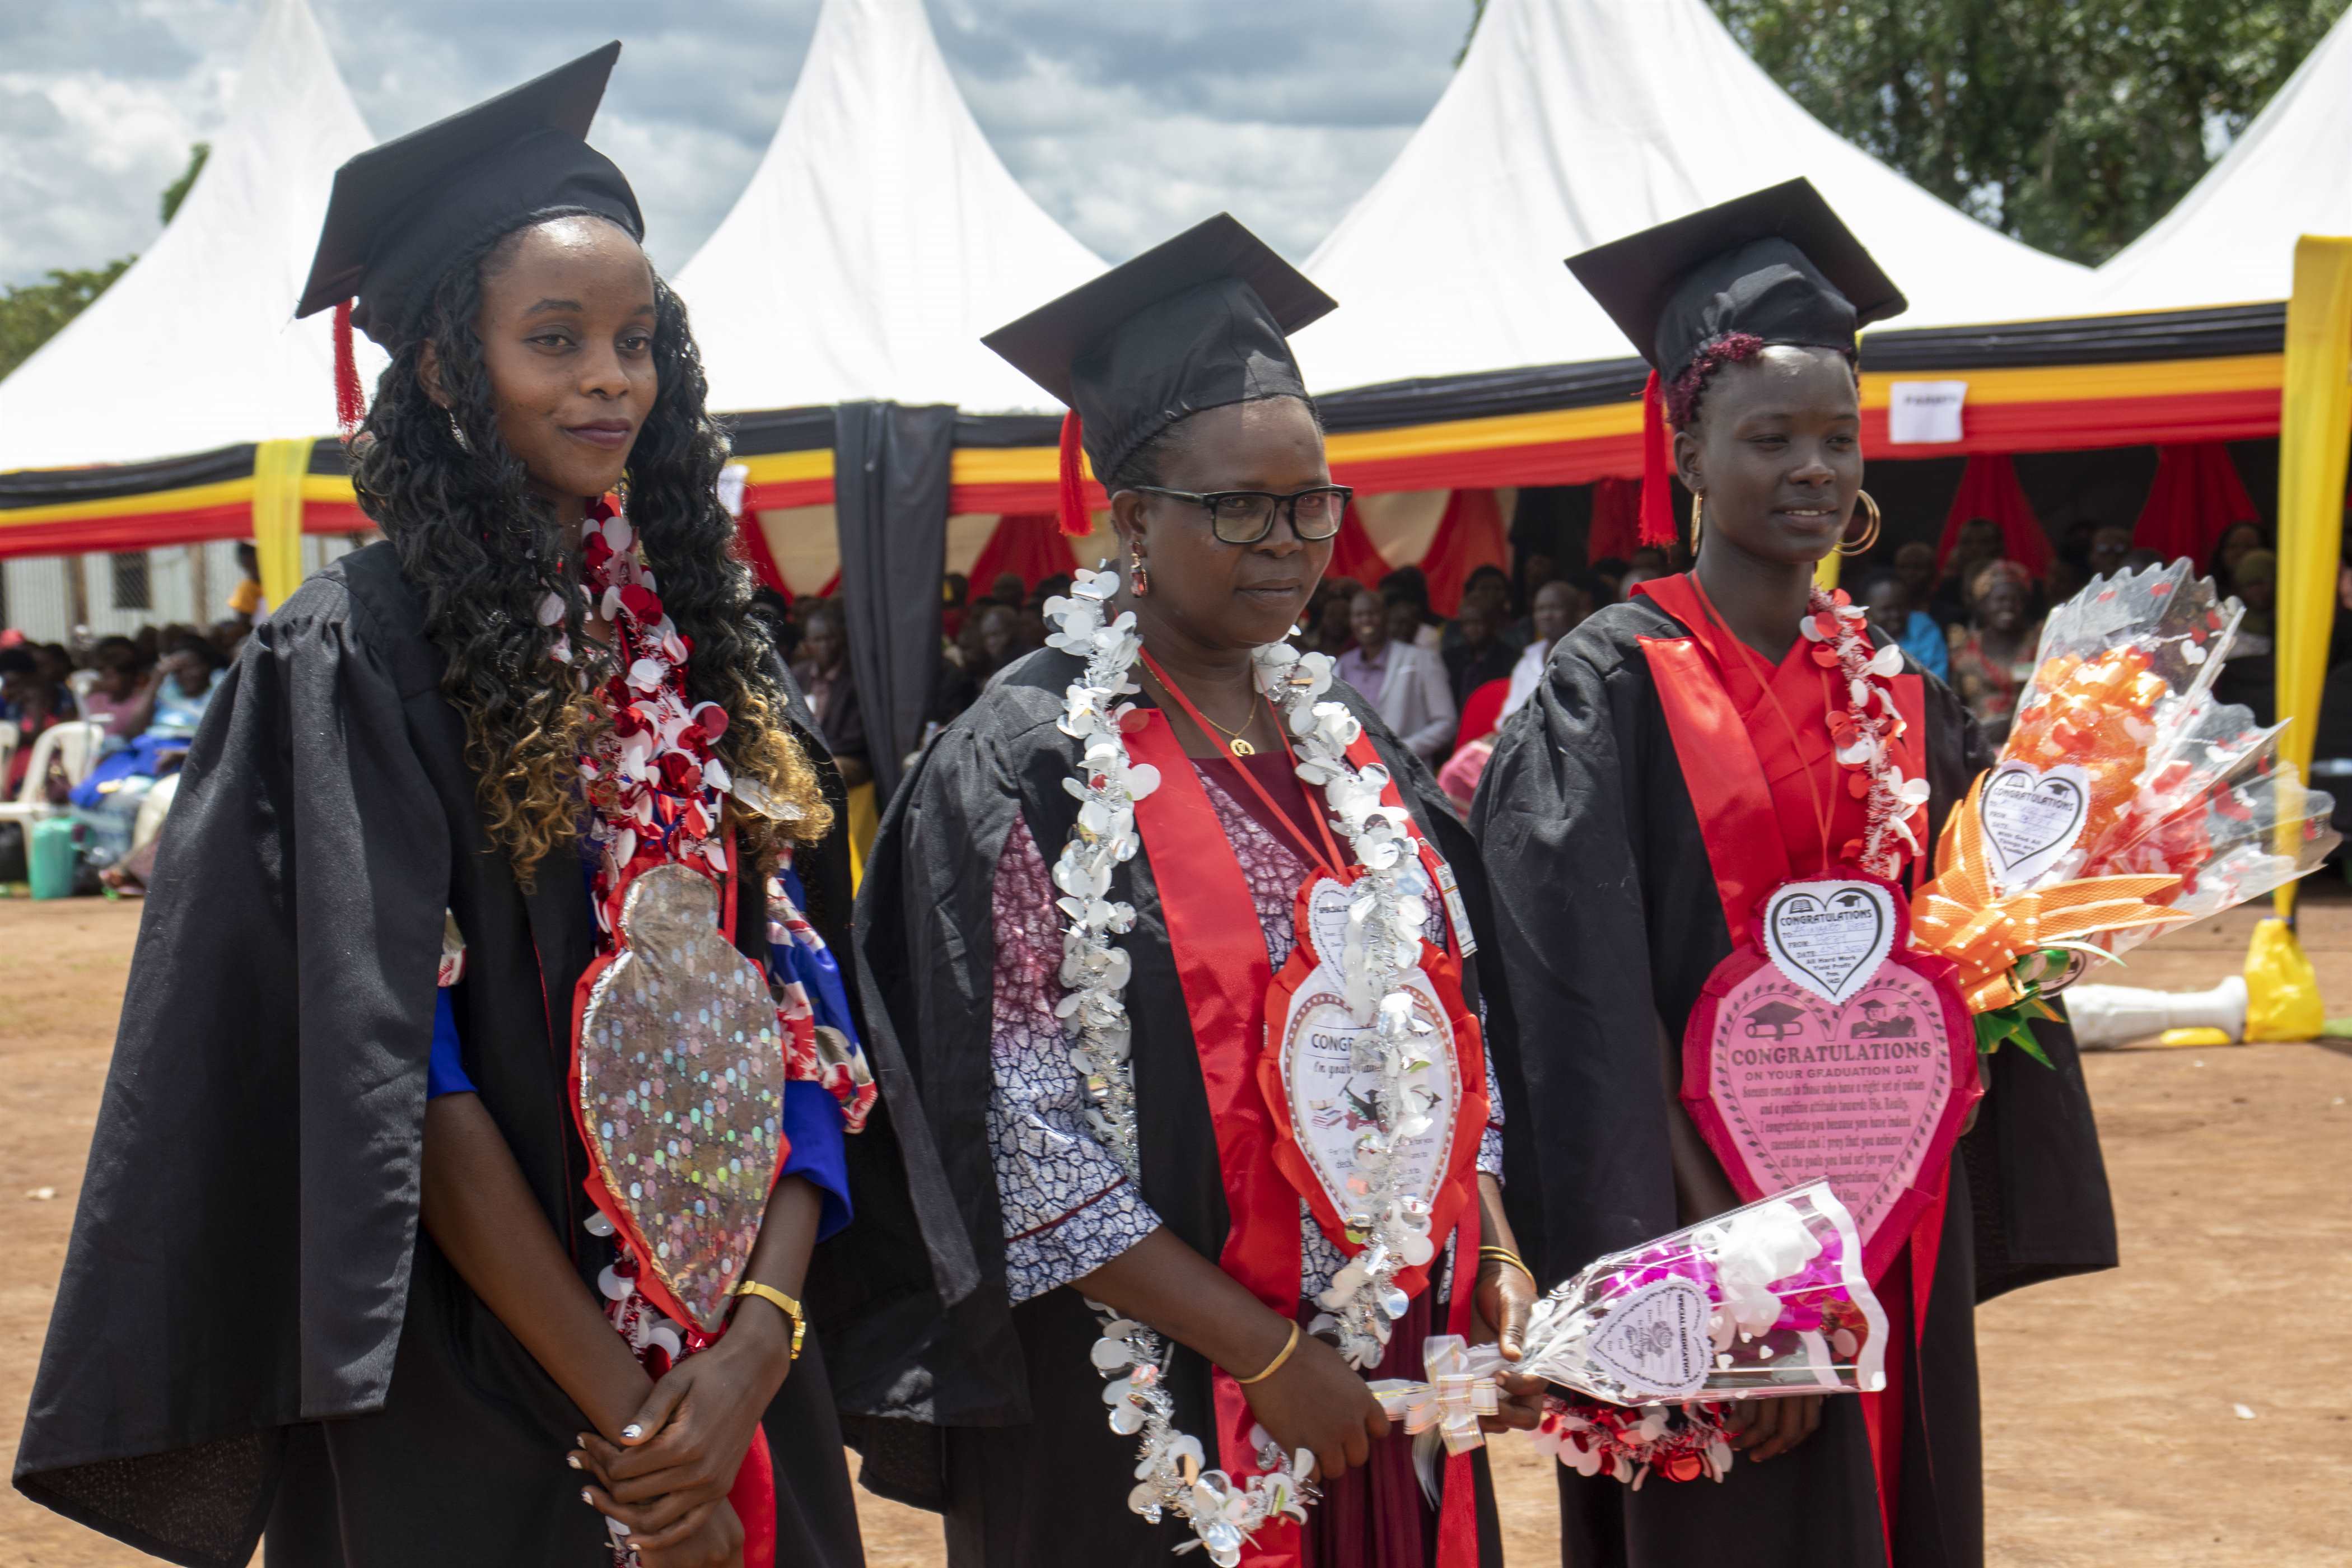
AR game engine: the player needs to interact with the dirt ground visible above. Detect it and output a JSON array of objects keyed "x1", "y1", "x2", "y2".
[{"x1": 2, "y1": 892, "x2": 2347, "y2": 1567}]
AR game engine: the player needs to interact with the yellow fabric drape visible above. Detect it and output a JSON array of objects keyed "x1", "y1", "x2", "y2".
[
  {"x1": 1814, "y1": 553, "x2": 1841, "y2": 592},
  {"x1": 2272, "y1": 238, "x2": 2352, "y2": 921},
  {"x1": 843, "y1": 778, "x2": 880, "y2": 893},
  {"x1": 251, "y1": 437, "x2": 314, "y2": 609}
]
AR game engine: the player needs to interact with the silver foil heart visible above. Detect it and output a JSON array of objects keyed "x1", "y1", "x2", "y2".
[{"x1": 578, "y1": 862, "x2": 787, "y2": 1333}]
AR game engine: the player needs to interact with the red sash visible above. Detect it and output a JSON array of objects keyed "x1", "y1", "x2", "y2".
[
  {"x1": 1634, "y1": 576, "x2": 1940, "y2": 1563},
  {"x1": 1125, "y1": 713, "x2": 1486, "y2": 1568}
]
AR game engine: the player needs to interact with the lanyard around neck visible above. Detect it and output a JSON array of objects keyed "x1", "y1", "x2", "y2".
[
  {"x1": 1137, "y1": 647, "x2": 1350, "y2": 878},
  {"x1": 1686, "y1": 572, "x2": 1836, "y2": 872}
]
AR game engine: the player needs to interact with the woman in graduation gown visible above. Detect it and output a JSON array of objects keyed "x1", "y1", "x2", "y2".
[
  {"x1": 14, "y1": 45, "x2": 968, "y2": 1568},
  {"x1": 846, "y1": 216, "x2": 1542, "y2": 1567},
  {"x1": 1473, "y1": 181, "x2": 2117, "y2": 1568}
]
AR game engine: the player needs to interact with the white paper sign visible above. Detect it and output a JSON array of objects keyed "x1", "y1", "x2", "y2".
[
  {"x1": 1978, "y1": 761, "x2": 2092, "y2": 889},
  {"x1": 1886, "y1": 381, "x2": 1967, "y2": 444},
  {"x1": 1585, "y1": 1278, "x2": 1713, "y2": 1399},
  {"x1": 1762, "y1": 879, "x2": 1895, "y2": 1006},
  {"x1": 1280, "y1": 961, "x2": 1459, "y2": 1228}
]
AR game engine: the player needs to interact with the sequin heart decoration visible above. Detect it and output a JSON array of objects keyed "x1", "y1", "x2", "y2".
[{"x1": 577, "y1": 863, "x2": 788, "y2": 1333}]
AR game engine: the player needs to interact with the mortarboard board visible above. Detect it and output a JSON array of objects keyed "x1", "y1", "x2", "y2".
[
  {"x1": 984, "y1": 214, "x2": 1335, "y2": 535},
  {"x1": 1563, "y1": 179, "x2": 1906, "y2": 547},
  {"x1": 297, "y1": 43, "x2": 642, "y2": 430}
]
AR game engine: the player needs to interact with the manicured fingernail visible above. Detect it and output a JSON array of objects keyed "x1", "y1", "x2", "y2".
[
  {"x1": 581, "y1": 1486, "x2": 595, "y2": 1505},
  {"x1": 576, "y1": 1433, "x2": 592, "y2": 1448},
  {"x1": 620, "y1": 1423, "x2": 642, "y2": 1440},
  {"x1": 566, "y1": 1453, "x2": 582, "y2": 1471}
]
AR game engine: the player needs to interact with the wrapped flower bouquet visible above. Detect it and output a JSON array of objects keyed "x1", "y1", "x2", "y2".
[
  {"x1": 1518, "y1": 1182, "x2": 1886, "y2": 1487},
  {"x1": 1912, "y1": 561, "x2": 2340, "y2": 1055}
]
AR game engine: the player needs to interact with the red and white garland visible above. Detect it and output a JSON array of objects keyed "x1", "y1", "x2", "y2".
[
  {"x1": 554, "y1": 496, "x2": 876, "y2": 1127},
  {"x1": 1800, "y1": 585, "x2": 1930, "y2": 879}
]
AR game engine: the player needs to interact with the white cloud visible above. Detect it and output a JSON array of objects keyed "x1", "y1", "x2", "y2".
[{"x1": 1, "y1": 0, "x2": 1475, "y2": 287}]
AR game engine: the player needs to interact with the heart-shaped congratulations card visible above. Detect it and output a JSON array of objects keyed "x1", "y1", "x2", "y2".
[
  {"x1": 1977, "y1": 760, "x2": 2092, "y2": 890},
  {"x1": 1683, "y1": 872, "x2": 1980, "y2": 1282}
]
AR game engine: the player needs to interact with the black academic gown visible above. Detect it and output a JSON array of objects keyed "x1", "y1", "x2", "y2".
[
  {"x1": 1472, "y1": 596, "x2": 2117, "y2": 1568},
  {"x1": 841, "y1": 647, "x2": 1537, "y2": 1567},
  {"x1": 14, "y1": 543, "x2": 968, "y2": 1568}
]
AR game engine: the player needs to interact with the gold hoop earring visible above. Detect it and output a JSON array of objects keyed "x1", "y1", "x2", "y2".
[
  {"x1": 1836, "y1": 491, "x2": 1882, "y2": 556},
  {"x1": 1690, "y1": 492, "x2": 1705, "y2": 550}
]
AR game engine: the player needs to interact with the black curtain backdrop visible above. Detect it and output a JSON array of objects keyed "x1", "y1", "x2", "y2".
[{"x1": 833, "y1": 401, "x2": 953, "y2": 801}]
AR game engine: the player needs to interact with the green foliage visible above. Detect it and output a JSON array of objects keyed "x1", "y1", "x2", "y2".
[
  {"x1": 1707, "y1": 0, "x2": 2351, "y2": 264},
  {"x1": 1458, "y1": 0, "x2": 1488, "y2": 66},
  {"x1": 0, "y1": 259, "x2": 133, "y2": 381},
  {"x1": 160, "y1": 141, "x2": 210, "y2": 226}
]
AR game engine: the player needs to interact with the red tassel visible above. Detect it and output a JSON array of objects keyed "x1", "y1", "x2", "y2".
[
  {"x1": 332, "y1": 301, "x2": 365, "y2": 438},
  {"x1": 1637, "y1": 370, "x2": 1676, "y2": 549},
  {"x1": 1056, "y1": 409, "x2": 1092, "y2": 538}
]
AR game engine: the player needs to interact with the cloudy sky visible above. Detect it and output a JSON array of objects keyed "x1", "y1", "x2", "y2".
[{"x1": 0, "y1": 0, "x2": 1476, "y2": 287}]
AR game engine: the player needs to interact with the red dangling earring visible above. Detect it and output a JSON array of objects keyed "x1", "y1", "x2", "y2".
[{"x1": 1128, "y1": 542, "x2": 1150, "y2": 596}]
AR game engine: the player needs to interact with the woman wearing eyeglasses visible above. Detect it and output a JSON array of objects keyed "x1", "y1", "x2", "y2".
[{"x1": 839, "y1": 217, "x2": 1540, "y2": 1567}]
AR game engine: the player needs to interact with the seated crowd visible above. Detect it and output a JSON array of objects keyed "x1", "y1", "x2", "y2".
[{"x1": 2, "y1": 507, "x2": 2338, "y2": 885}]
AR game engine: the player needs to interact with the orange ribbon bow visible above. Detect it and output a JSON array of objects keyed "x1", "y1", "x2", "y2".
[{"x1": 1911, "y1": 774, "x2": 2183, "y2": 1013}]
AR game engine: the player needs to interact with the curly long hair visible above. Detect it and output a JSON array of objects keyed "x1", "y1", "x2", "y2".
[{"x1": 349, "y1": 213, "x2": 829, "y2": 879}]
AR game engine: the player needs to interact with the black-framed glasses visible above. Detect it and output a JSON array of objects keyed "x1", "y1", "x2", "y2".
[{"x1": 1130, "y1": 484, "x2": 1354, "y2": 545}]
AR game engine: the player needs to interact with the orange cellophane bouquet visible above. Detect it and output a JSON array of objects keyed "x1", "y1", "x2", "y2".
[{"x1": 1914, "y1": 561, "x2": 2340, "y2": 1055}]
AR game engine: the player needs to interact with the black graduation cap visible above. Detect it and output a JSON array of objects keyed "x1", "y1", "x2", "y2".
[
  {"x1": 296, "y1": 41, "x2": 642, "y2": 352},
  {"x1": 983, "y1": 214, "x2": 1334, "y2": 533},
  {"x1": 1564, "y1": 179, "x2": 1905, "y2": 547},
  {"x1": 1565, "y1": 178, "x2": 1906, "y2": 385}
]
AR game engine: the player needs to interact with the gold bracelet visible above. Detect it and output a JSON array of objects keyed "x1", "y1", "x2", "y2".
[
  {"x1": 729, "y1": 1280, "x2": 807, "y2": 1362},
  {"x1": 1233, "y1": 1321, "x2": 1301, "y2": 1386},
  {"x1": 1478, "y1": 1246, "x2": 1536, "y2": 1282}
]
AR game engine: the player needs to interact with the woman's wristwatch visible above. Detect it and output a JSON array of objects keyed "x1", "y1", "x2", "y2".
[{"x1": 728, "y1": 1280, "x2": 806, "y2": 1362}]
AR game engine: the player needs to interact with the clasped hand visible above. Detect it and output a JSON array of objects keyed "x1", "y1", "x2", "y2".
[
  {"x1": 1238, "y1": 1257, "x2": 1548, "y2": 1483},
  {"x1": 571, "y1": 1305, "x2": 795, "y2": 1567}
]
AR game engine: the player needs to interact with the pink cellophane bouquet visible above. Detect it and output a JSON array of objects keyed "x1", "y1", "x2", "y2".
[{"x1": 1520, "y1": 1183, "x2": 1887, "y2": 1486}]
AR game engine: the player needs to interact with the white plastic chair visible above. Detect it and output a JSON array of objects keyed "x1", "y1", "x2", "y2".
[
  {"x1": 0, "y1": 720, "x2": 17, "y2": 795},
  {"x1": 0, "y1": 720, "x2": 107, "y2": 824}
]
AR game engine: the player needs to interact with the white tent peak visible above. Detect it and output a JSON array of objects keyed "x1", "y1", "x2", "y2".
[
  {"x1": 0, "y1": 0, "x2": 374, "y2": 473},
  {"x1": 1296, "y1": 0, "x2": 2094, "y2": 394},
  {"x1": 674, "y1": 0, "x2": 1103, "y2": 416},
  {"x1": 2090, "y1": 8, "x2": 2352, "y2": 313}
]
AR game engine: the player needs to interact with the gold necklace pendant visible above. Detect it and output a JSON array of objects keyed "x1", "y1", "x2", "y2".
[{"x1": 1228, "y1": 737, "x2": 1256, "y2": 757}]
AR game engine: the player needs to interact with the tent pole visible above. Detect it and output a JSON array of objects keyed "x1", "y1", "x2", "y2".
[{"x1": 2270, "y1": 236, "x2": 2352, "y2": 933}]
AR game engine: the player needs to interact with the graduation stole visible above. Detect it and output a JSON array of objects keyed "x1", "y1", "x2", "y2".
[
  {"x1": 1046, "y1": 569, "x2": 1487, "y2": 1568},
  {"x1": 1635, "y1": 571, "x2": 1975, "y2": 1546}
]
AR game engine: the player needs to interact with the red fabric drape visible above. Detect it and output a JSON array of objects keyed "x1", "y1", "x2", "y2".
[
  {"x1": 1586, "y1": 476, "x2": 1641, "y2": 564},
  {"x1": 2131, "y1": 442, "x2": 2258, "y2": 567},
  {"x1": 1324, "y1": 505, "x2": 1390, "y2": 587},
  {"x1": 734, "y1": 512, "x2": 790, "y2": 600},
  {"x1": 1933, "y1": 454, "x2": 2053, "y2": 575},
  {"x1": 965, "y1": 511, "x2": 1080, "y2": 595},
  {"x1": 1418, "y1": 489, "x2": 1509, "y2": 617}
]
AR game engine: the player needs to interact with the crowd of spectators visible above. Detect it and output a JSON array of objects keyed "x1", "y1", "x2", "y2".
[{"x1": 9, "y1": 506, "x2": 2349, "y2": 876}]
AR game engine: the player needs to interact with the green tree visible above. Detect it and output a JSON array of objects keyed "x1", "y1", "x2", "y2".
[
  {"x1": 1707, "y1": 0, "x2": 2351, "y2": 264},
  {"x1": 0, "y1": 260, "x2": 133, "y2": 380},
  {"x1": 160, "y1": 141, "x2": 210, "y2": 225}
]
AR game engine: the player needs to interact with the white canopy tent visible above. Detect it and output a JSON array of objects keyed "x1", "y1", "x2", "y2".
[
  {"x1": 1295, "y1": 0, "x2": 2094, "y2": 395},
  {"x1": 673, "y1": 0, "x2": 1103, "y2": 417},
  {"x1": 2090, "y1": 9, "x2": 2352, "y2": 312},
  {"x1": 0, "y1": 0, "x2": 376, "y2": 472}
]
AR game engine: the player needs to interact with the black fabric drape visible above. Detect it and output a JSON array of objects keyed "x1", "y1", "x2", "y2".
[
  {"x1": 1471, "y1": 595, "x2": 2115, "y2": 1568},
  {"x1": 832, "y1": 400, "x2": 953, "y2": 800},
  {"x1": 16, "y1": 543, "x2": 964, "y2": 1568},
  {"x1": 841, "y1": 647, "x2": 1529, "y2": 1562}
]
